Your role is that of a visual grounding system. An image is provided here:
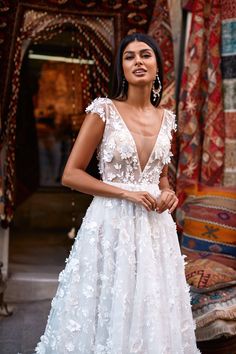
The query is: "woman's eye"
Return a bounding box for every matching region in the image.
[143,53,151,58]
[124,56,133,60]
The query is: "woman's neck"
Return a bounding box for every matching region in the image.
[125,84,153,109]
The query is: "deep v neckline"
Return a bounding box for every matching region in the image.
[110,99,166,175]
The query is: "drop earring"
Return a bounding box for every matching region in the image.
[122,77,126,96]
[152,73,162,101]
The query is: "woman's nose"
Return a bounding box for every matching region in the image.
[135,55,143,65]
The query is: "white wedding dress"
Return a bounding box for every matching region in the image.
[35,98,200,354]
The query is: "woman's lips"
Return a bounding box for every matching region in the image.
[133,69,146,76]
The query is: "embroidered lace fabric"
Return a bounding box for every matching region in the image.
[34,98,200,354]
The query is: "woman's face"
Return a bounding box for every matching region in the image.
[122,40,157,86]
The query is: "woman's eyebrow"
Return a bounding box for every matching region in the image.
[123,48,153,55]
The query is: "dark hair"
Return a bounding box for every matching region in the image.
[110,33,163,107]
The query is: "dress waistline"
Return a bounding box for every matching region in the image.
[103,181,161,196]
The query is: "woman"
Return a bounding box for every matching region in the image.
[35,33,200,354]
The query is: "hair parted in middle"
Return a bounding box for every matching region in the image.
[110,33,164,107]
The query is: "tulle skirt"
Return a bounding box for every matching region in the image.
[35,182,200,354]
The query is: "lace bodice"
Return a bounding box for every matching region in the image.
[86,97,176,185]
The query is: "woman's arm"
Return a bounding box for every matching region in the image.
[62,113,156,211]
[159,165,171,191]
[156,165,178,213]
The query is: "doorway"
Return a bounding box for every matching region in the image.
[6,13,116,300]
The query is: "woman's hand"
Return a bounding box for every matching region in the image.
[124,191,157,211]
[156,188,178,214]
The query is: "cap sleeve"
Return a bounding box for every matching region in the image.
[85,97,110,122]
[162,110,177,165]
[165,109,177,139]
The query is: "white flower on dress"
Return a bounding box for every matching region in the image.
[96,344,107,354]
[67,319,81,332]
[118,143,134,159]
[58,269,65,282]
[107,172,117,181]
[58,288,64,298]
[130,338,144,353]
[103,239,111,250]
[103,149,114,162]
[50,335,57,350]
[51,297,57,308]
[69,257,80,270]
[84,220,98,231]
[107,137,116,149]
[83,284,95,298]
[113,120,123,130]
[104,200,113,208]
[35,342,46,354]
[85,98,106,122]
[129,174,135,182]
[65,342,75,351]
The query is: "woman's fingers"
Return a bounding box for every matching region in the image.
[157,194,171,213]
[125,191,157,211]
[156,190,178,213]
[144,193,156,210]
[125,189,179,213]
[168,197,179,213]
[142,200,152,211]
[140,193,156,211]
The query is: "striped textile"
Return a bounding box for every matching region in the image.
[180,185,236,269]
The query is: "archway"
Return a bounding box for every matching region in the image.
[4,9,117,300]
